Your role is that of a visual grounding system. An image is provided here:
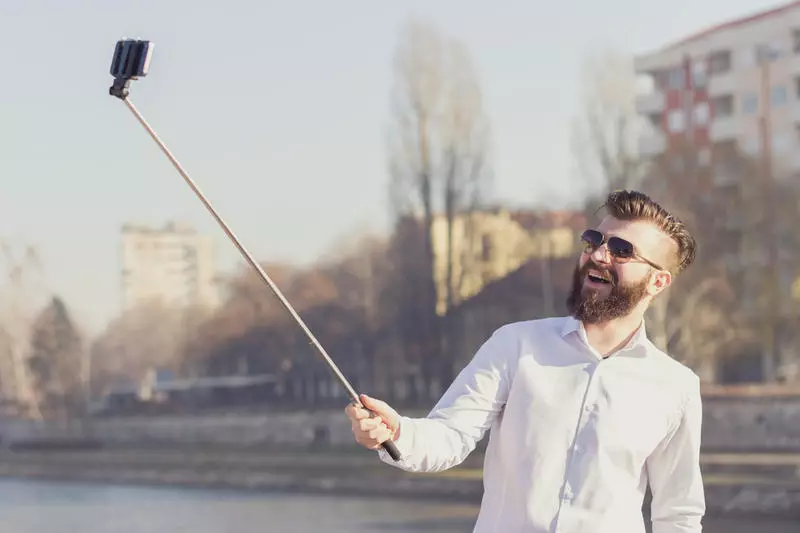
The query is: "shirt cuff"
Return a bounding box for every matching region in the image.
[377,416,414,460]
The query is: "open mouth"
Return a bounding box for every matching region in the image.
[586,271,612,285]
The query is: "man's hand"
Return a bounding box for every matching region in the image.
[344,394,401,450]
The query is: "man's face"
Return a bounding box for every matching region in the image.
[566,216,674,324]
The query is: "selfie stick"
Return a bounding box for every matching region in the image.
[107,39,401,461]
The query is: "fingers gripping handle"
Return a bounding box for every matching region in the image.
[363,405,402,461]
[371,409,401,461]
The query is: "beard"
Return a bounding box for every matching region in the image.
[566,260,650,324]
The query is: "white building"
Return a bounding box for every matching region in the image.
[120,222,220,311]
[634,1,800,179]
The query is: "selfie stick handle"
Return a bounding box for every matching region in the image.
[108,43,401,462]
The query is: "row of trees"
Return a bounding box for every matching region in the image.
[3,21,800,419]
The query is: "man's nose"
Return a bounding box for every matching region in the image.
[590,244,612,264]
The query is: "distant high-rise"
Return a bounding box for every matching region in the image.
[120,221,220,311]
[634,1,800,181]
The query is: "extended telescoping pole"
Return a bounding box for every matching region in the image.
[107,39,401,461]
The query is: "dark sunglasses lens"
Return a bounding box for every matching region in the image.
[608,237,634,259]
[581,230,602,247]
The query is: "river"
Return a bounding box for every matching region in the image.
[0,479,796,533]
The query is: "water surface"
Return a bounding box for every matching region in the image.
[0,479,794,533]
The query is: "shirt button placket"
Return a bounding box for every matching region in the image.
[562,361,600,508]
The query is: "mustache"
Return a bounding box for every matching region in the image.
[580,259,618,285]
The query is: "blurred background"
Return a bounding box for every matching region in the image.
[0,0,799,531]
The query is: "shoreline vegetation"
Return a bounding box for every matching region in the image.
[0,445,797,520]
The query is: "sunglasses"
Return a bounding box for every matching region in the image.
[580,229,663,270]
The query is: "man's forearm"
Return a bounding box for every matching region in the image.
[375,326,514,472]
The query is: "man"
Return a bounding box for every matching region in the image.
[345,190,705,533]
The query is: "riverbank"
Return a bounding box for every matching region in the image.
[0,446,798,520]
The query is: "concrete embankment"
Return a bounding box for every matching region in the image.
[2,392,799,452]
[0,393,798,519]
[0,446,798,520]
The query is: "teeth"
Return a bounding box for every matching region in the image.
[587,272,610,283]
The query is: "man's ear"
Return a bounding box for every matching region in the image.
[648,269,672,296]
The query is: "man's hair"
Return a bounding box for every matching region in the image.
[601,190,696,274]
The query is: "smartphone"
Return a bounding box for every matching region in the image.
[110,39,154,80]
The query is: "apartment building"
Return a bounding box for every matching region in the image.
[634,1,800,181]
[120,222,220,311]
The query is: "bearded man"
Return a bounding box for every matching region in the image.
[345,190,705,533]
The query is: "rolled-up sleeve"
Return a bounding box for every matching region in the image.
[377,326,515,473]
[646,376,706,533]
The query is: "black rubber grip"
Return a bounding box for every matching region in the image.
[382,439,402,461]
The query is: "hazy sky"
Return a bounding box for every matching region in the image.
[0,0,782,335]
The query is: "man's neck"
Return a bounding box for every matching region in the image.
[583,313,644,357]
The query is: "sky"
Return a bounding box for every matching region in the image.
[0,0,785,336]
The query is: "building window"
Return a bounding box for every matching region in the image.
[713,139,738,159]
[756,42,782,63]
[691,61,707,88]
[693,102,710,125]
[667,109,685,132]
[707,50,731,75]
[771,85,788,106]
[741,93,758,114]
[711,95,734,117]
[654,70,670,91]
[795,76,800,98]
[794,29,800,53]
[667,68,685,89]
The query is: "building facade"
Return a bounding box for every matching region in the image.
[634,1,800,180]
[429,208,585,316]
[120,222,220,311]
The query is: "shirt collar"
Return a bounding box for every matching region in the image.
[560,315,649,358]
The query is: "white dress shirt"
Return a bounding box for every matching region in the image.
[378,316,705,533]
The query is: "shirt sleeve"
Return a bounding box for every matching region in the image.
[377,325,516,473]
[646,375,706,533]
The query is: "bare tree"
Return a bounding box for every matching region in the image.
[571,50,646,202]
[646,276,750,382]
[386,18,492,395]
[89,299,188,395]
[637,142,760,382]
[0,242,47,418]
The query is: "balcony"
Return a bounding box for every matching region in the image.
[709,116,740,142]
[635,91,665,115]
[707,71,736,98]
[638,131,666,156]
